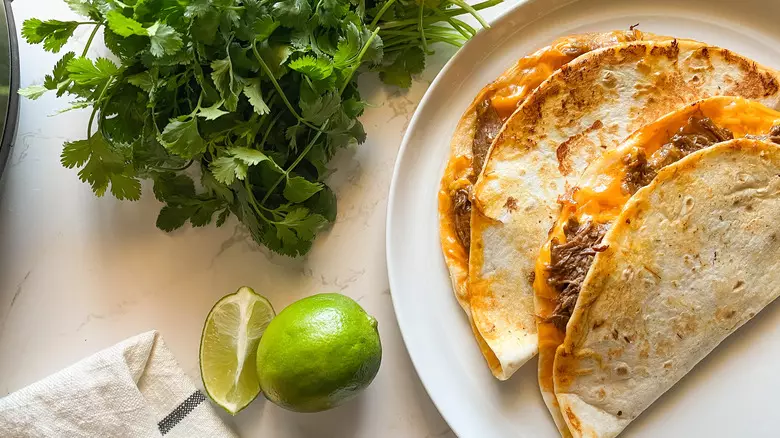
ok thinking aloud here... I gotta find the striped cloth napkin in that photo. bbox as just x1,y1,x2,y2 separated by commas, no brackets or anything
0,331,236,438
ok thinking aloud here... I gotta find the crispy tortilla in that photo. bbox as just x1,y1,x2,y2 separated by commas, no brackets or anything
468,39,780,390
535,96,780,435
554,139,780,437
439,30,653,379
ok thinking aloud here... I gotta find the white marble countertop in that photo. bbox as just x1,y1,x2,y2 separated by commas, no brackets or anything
0,0,511,436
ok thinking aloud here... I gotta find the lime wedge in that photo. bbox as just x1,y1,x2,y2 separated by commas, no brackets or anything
200,286,275,414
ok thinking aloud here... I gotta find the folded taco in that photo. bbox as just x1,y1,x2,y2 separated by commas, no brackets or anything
552,138,780,437
535,96,780,435
438,30,653,378
468,39,780,384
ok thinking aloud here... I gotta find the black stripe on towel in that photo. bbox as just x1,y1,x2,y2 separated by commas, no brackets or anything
158,390,207,435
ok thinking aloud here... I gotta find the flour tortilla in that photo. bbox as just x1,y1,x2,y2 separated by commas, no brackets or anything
439,30,654,378
535,96,780,437
468,39,780,386
554,139,780,437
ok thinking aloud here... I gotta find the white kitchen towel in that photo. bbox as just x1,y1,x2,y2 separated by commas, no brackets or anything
0,331,237,438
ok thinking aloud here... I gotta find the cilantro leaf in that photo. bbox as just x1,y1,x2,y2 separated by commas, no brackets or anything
156,205,193,231
211,147,281,185
67,57,118,85
342,97,366,118
64,0,98,18
361,28,384,66
242,79,270,115
333,22,360,67
255,41,292,80
125,71,155,92
190,201,222,227
300,91,340,125
254,17,281,42
379,47,426,88
61,138,92,168
211,57,243,112
44,51,76,91
272,0,312,29
211,156,246,185
109,172,143,201
62,132,139,200
153,172,195,202
306,186,337,222
106,10,147,37
184,0,211,18
202,170,234,203
197,100,229,120
147,22,183,57
103,27,148,60
22,19,79,53
232,147,275,166
216,208,230,227
18,85,48,100
283,175,323,202
317,0,349,28
289,55,333,81
159,118,206,159
402,46,426,74
265,206,328,256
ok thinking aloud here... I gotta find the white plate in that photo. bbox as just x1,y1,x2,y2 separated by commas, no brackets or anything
386,0,780,436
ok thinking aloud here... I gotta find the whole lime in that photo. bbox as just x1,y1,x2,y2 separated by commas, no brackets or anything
256,293,381,413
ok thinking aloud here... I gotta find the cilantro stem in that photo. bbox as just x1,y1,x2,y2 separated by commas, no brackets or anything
251,43,323,133
369,0,397,27
340,26,381,94
418,0,429,54
86,79,112,139
259,130,324,205
438,12,476,38
383,34,465,50
381,27,468,36
446,0,490,28
244,178,270,223
151,160,193,172
57,23,104,95
81,23,103,57
378,0,500,29
258,112,282,150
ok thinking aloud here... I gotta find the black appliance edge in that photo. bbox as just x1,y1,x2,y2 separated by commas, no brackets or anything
0,0,19,177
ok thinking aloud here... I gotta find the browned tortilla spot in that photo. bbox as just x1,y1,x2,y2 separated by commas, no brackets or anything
556,120,604,175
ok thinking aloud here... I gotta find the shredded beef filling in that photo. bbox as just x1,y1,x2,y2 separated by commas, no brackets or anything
452,188,472,248
450,98,504,250
547,218,609,331
473,98,503,176
746,123,780,144
622,117,733,194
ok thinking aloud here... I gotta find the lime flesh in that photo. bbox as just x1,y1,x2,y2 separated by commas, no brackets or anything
256,293,381,413
200,286,275,414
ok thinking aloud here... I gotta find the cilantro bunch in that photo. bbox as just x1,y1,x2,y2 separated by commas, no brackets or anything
20,0,500,256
